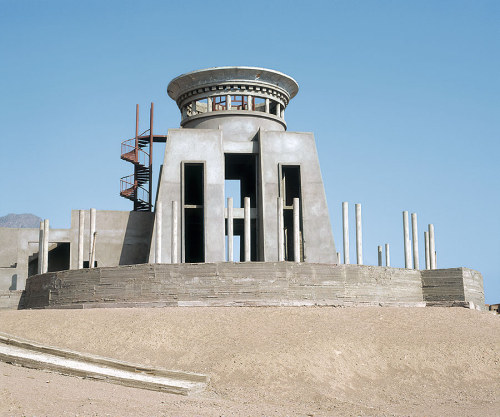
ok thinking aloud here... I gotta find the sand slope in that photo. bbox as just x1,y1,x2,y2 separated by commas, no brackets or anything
0,307,499,416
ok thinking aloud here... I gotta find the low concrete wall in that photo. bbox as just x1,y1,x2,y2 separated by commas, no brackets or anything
24,263,430,309
421,268,485,307
0,290,25,310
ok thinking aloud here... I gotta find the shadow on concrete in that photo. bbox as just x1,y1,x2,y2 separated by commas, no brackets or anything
119,212,154,265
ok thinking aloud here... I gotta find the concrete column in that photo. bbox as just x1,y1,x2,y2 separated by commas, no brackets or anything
403,211,411,268
424,231,430,270
77,210,84,269
411,213,419,270
281,107,285,118
89,232,97,269
226,94,231,110
171,201,178,264
247,95,252,111
293,198,300,262
244,197,250,262
277,197,284,261
207,97,212,112
429,224,436,270
38,221,43,274
89,208,96,268
155,202,162,263
192,101,197,115
276,102,281,117
355,203,363,265
227,197,234,262
378,245,383,266
342,202,349,264
336,252,341,264
385,243,390,267
42,219,49,274
265,98,270,113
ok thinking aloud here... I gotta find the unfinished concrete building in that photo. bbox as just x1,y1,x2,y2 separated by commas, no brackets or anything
0,67,485,310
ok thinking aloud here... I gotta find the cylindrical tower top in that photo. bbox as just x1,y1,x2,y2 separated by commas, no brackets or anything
167,67,299,130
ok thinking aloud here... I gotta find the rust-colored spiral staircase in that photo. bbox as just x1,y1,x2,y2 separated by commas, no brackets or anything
120,103,166,211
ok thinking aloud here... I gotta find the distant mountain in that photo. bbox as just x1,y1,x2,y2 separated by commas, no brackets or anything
0,213,42,228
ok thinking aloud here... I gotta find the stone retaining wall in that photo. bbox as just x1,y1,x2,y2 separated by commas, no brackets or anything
22,263,485,310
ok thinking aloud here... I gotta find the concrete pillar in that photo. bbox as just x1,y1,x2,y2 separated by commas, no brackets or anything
355,203,363,265
247,95,252,111
42,219,49,274
207,96,212,112
342,202,349,264
89,208,96,268
336,252,341,264
171,201,178,263
378,245,383,266
227,197,234,262
276,102,281,117
77,210,84,269
226,94,231,110
155,202,162,263
192,101,196,115
385,243,390,267
90,232,97,269
293,198,300,262
411,213,419,270
265,98,270,113
403,211,411,268
429,224,436,270
281,107,285,118
277,197,284,261
38,221,43,274
424,231,430,270
244,197,250,262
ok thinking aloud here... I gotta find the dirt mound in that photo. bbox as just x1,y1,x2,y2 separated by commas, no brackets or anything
0,307,499,416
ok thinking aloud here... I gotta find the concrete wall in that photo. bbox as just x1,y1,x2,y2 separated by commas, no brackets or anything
150,129,225,263
70,210,153,269
24,263,429,309
259,131,337,263
421,268,485,307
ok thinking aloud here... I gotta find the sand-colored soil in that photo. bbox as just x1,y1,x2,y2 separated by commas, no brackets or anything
0,307,499,416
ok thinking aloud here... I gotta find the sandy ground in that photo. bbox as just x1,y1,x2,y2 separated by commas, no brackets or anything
0,306,498,416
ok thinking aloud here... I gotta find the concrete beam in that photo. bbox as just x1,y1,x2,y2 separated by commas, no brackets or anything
77,210,84,269
171,201,178,264
293,198,300,263
403,211,411,269
342,202,349,264
155,202,162,263
227,198,233,262
244,197,250,262
411,213,419,270
355,203,363,265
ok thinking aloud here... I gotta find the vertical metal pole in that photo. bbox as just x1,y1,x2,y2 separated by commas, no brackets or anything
424,231,430,270
278,197,284,261
42,219,49,274
385,243,390,267
355,203,363,265
38,221,44,274
378,245,383,266
244,197,251,262
155,202,162,263
403,211,411,268
429,224,436,270
342,202,349,264
293,198,300,263
134,104,139,211
172,201,178,263
149,103,154,211
411,212,419,270
77,210,84,269
227,197,234,262
89,208,96,268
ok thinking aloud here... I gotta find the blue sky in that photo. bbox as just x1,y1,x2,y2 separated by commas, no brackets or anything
1,0,498,303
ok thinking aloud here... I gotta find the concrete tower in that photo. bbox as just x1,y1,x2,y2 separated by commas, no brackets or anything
150,67,336,264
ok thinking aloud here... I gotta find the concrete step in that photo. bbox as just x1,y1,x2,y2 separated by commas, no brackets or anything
0,332,207,395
